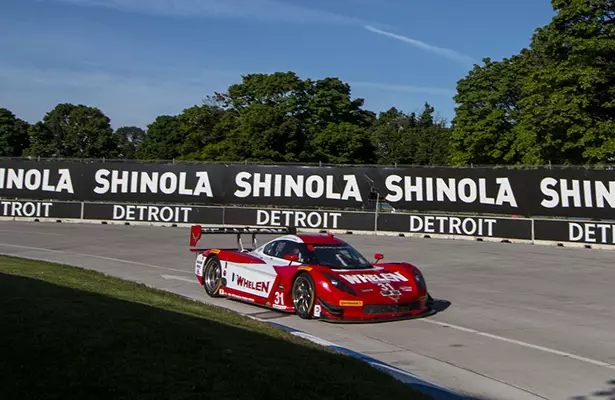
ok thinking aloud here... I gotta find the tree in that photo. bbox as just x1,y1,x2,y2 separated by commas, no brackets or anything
211,72,377,162
0,108,30,157
25,103,119,158
450,52,532,165
312,122,376,164
451,0,615,166
177,104,226,160
412,103,452,165
136,115,182,160
370,103,451,165
115,126,145,159
513,0,615,165
212,72,309,162
15,71,453,164
370,107,411,164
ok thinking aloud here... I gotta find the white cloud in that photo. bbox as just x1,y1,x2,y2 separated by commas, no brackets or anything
364,25,476,66
52,0,372,25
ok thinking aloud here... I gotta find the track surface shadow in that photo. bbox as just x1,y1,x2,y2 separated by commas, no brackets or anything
570,379,615,400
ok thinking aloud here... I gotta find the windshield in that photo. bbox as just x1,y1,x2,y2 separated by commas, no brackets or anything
304,244,373,270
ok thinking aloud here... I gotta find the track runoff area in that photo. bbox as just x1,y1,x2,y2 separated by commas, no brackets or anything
0,220,613,400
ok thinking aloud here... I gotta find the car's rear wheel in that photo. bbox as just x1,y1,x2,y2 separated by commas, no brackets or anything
292,273,316,319
203,256,223,298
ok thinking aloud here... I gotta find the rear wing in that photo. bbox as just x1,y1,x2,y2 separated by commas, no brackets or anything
189,225,297,252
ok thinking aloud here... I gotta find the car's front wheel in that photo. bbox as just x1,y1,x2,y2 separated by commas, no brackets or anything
292,273,316,319
203,256,223,298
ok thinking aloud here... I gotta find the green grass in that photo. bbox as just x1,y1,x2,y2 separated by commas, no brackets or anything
0,255,431,400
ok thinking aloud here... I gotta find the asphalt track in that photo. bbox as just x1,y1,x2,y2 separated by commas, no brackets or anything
0,220,614,400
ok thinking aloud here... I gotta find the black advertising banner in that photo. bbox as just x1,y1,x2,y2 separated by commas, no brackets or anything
223,207,375,231
376,213,409,233
0,199,81,219
82,202,224,224
2,159,615,219
404,214,533,240
534,219,615,245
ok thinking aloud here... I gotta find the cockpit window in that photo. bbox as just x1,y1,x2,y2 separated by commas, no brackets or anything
297,244,372,269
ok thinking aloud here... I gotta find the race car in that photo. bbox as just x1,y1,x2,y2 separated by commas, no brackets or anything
190,225,436,322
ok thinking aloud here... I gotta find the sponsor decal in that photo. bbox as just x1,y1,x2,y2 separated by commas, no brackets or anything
0,201,53,217
313,305,321,317
0,200,81,219
340,271,409,285
540,178,615,210
195,254,206,276
534,219,615,245
339,300,363,307
568,222,615,244
377,283,402,302
112,204,192,223
385,175,518,207
256,209,342,229
236,275,270,293
234,172,362,201
226,292,255,302
225,207,374,231
93,169,213,197
410,215,497,237
0,167,74,193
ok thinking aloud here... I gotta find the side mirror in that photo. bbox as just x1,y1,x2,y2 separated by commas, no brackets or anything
284,254,299,264
374,253,384,263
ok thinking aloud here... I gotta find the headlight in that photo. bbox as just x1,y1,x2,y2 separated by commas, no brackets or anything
322,272,357,296
414,268,426,292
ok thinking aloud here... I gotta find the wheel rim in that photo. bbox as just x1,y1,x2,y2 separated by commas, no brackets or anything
293,277,312,315
205,260,221,292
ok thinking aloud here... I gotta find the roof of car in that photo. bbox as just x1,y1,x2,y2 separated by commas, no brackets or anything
296,233,346,245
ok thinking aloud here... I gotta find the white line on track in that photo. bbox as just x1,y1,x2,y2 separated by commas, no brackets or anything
160,274,196,283
0,243,192,274
422,319,615,370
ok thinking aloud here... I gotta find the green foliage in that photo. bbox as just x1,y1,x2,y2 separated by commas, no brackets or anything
371,103,451,165
114,126,145,159
0,108,30,157
24,103,119,158
450,54,530,165
451,0,615,166
136,115,182,160
514,0,615,165
312,122,375,164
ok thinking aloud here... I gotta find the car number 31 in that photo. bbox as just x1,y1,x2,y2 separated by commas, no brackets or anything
378,283,401,296
274,291,285,305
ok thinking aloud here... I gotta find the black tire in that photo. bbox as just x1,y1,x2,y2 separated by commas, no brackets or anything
292,272,316,319
203,256,224,298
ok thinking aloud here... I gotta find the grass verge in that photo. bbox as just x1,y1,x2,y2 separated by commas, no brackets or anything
0,255,431,400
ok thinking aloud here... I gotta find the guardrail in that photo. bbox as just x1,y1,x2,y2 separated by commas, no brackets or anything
0,199,613,251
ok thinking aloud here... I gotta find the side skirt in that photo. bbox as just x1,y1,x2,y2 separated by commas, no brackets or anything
218,286,296,314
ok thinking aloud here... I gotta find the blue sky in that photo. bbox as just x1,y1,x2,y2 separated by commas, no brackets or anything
1,0,556,130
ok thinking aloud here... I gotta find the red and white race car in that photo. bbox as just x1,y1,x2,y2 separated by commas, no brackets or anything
190,226,435,322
